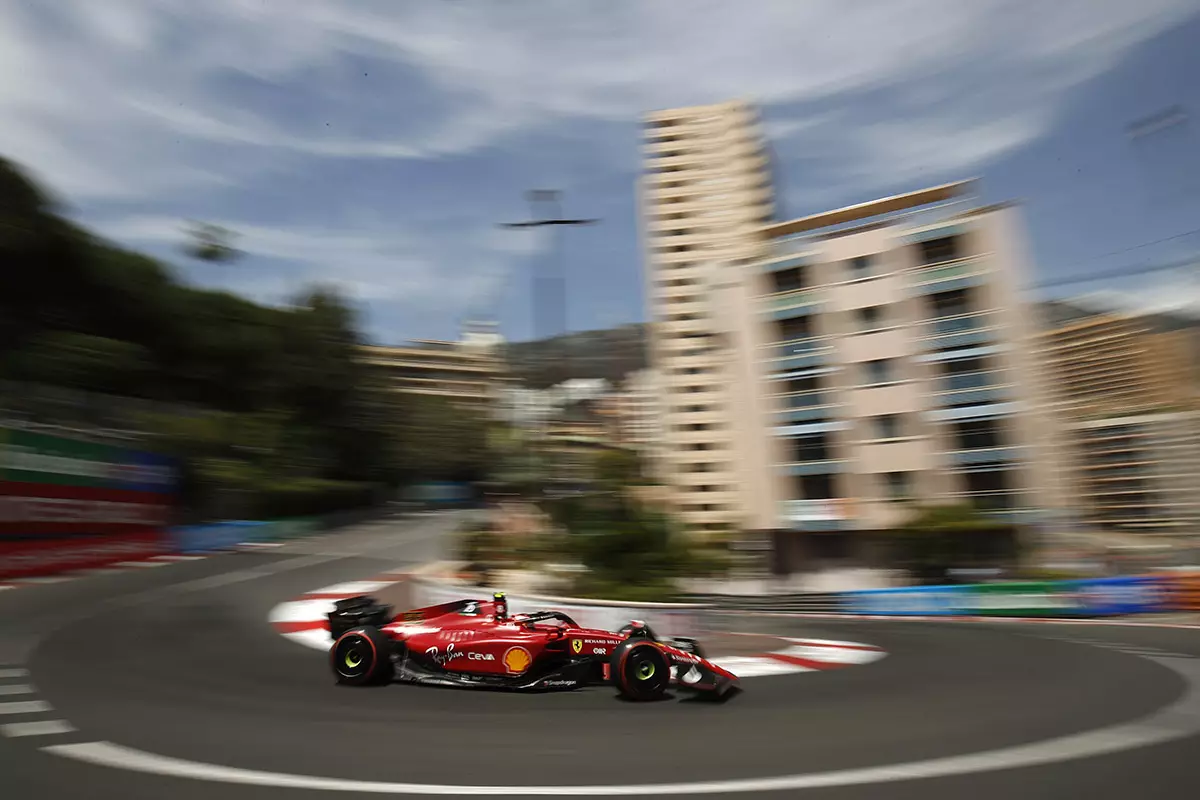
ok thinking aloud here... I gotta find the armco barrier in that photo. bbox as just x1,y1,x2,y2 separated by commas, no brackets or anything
409,576,706,639
841,576,1171,618
1158,572,1200,612
842,585,974,616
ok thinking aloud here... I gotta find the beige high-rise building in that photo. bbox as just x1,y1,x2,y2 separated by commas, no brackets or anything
640,100,776,533
1038,312,1200,535
642,100,1068,567
359,322,507,410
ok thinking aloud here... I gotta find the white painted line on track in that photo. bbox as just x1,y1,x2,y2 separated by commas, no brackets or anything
268,598,339,625
0,700,51,715
0,684,35,695
0,668,30,679
307,581,396,597
39,657,1200,795
113,560,170,568
2,720,75,738
16,576,74,585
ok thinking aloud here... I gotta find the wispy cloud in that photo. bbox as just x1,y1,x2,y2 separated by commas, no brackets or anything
1,0,1195,338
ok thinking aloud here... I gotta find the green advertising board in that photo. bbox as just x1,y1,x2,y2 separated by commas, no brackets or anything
966,581,1082,617
0,427,174,492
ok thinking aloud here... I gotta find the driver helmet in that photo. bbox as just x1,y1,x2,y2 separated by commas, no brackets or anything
493,591,508,620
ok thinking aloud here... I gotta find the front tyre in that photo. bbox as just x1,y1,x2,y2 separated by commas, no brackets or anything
331,627,394,686
611,640,670,701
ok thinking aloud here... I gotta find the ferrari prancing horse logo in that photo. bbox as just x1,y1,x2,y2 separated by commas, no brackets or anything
571,639,583,655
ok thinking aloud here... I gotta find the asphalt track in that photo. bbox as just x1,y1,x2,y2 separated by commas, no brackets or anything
2,511,1199,799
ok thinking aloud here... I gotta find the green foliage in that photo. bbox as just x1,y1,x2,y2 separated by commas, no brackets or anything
183,221,240,263
547,492,729,601
0,153,494,519
594,448,644,487
893,504,1016,583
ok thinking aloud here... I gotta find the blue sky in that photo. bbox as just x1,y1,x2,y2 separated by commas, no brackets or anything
2,1,1199,344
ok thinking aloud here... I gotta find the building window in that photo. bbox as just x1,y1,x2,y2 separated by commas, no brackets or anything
777,316,813,341
918,236,961,265
864,359,893,385
770,267,805,294
797,473,836,500
849,255,873,278
954,419,1005,451
791,433,831,463
858,305,884,331
885,472,910,501
875,414,900,440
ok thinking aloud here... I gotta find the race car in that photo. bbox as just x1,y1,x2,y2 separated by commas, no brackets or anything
326,591,739,701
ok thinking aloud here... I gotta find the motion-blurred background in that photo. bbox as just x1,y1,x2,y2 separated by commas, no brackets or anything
3,0,1200,614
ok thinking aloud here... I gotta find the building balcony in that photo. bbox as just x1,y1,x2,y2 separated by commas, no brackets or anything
779,499,851,530
778,460,847,477
774,406,840,425
909,257,989,295
932,385,1011,408
941,370,997,392
778,391,829,409
945,446,1024,466
765,290,823,318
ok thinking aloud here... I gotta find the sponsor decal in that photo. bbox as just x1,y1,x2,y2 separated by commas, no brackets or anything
460,602,479,615
592,647,607,656
583,639,615,644
467,652,495,661
403,611,424,623
571,639,583,655
542,680,576,687
671,651,700,664
503,646,533,675
425,643,463,666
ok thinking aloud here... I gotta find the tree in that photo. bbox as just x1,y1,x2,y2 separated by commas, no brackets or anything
183,221,240,263
594,448,644,488
893,504,1014,583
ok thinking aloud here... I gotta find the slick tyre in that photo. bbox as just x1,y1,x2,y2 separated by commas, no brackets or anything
331,626,393,686
611,640,670,701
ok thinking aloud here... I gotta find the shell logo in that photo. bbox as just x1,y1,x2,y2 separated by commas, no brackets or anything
503,646,533,675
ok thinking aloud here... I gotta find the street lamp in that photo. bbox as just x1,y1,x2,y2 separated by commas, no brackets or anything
499,190,599,492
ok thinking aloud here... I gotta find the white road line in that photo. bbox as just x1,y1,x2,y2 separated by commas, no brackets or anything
40,657,1200,795
0,669,30,679
113,560,170,568
15,576,74,585
268,599,340,625
0,685,35,696
0,585,15,591
281,629,334,651
2,720,76,738
152,555,207,562
0,701,51,715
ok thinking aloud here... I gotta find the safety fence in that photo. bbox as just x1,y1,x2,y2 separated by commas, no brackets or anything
694,574,1200,617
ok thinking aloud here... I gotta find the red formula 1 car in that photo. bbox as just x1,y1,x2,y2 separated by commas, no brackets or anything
326,592,739,701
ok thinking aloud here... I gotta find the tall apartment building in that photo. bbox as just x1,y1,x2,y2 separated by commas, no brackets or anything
643,105,1071,566
640,100,776,533
1038,312,1200,535
359,322,507,410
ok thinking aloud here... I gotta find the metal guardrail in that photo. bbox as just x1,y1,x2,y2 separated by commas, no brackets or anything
680,592,845,614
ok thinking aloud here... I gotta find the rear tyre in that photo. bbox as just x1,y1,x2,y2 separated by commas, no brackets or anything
611,640,670,701
331,626,394,686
